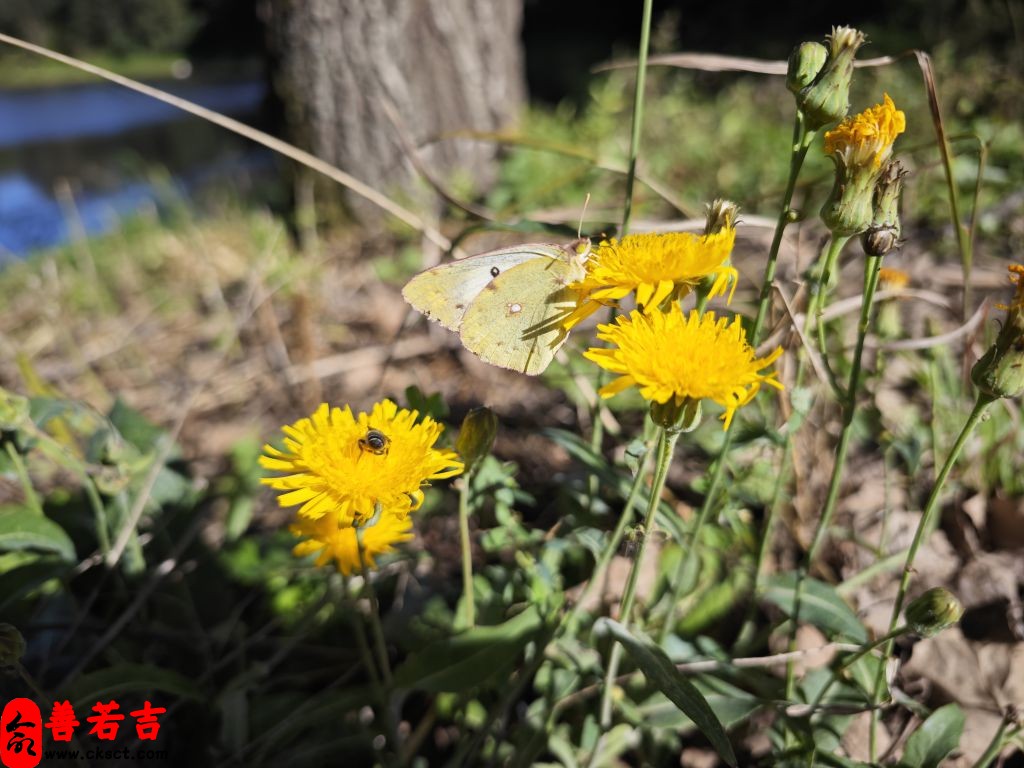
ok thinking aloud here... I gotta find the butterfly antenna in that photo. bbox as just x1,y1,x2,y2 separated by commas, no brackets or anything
577,193,591,239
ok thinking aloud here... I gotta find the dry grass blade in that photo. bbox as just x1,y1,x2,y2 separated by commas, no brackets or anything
594,52,899,74
914,49,972,317
0,32,453,252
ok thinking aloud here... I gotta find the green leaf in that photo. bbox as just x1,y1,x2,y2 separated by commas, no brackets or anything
763,573,867,641
898,703,965,768
67,663,202,709
393,606,544,692
593,618,737,767
0,504,75,561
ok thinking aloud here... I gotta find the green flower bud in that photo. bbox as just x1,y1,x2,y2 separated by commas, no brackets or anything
820,171,876,237
862,159,908,257
797,26,866,129
0,623,26,667
650,397,701,434
455,407,498,475
787,41,828,94
0,388,30,432
972,265,1024,400
905,587,963,637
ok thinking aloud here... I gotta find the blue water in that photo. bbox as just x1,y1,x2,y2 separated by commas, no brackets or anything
0,78,270,260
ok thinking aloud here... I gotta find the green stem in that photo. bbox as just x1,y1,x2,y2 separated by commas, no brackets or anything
971,716,1018,768
807,254,882,566
785,249,880,708
806,624,908,716
868,393,993,759
357,523,393,684
457,476,475,628
752,120,817,342
565,443,652,639
619,0,653,237
341,574,399,766
599,428,679,728
5,441,41,514
659,122,817,644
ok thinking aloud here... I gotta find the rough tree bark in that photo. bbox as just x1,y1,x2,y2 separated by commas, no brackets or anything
266,0,525,225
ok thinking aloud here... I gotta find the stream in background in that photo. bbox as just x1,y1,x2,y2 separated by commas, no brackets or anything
0,77,275,261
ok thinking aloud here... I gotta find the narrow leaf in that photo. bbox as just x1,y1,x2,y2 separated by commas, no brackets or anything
594,618,737,767
393,607,543,692
763,573,867,641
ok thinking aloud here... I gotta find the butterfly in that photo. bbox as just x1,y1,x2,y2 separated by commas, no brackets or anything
402,239,591,375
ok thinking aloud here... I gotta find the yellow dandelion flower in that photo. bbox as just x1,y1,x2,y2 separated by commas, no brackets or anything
878,267,910,290
584,305,783,429
260,399,463,525
291,508,414,575
565,229,738,329
824,93,906,170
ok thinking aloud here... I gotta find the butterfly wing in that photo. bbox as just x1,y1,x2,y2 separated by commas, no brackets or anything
458,250,586,375
402,247,551,331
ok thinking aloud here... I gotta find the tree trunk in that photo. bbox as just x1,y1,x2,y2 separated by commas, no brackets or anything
266,0,525,225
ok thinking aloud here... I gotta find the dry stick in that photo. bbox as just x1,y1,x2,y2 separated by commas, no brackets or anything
0,32,454,254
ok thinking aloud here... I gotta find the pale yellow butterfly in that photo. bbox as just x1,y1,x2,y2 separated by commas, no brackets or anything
402,238,591,375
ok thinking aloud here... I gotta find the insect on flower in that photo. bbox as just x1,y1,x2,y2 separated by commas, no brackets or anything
359,427,391,457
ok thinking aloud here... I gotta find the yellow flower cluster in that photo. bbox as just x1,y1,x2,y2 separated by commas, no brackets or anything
261,400,463,574
574,216,783,429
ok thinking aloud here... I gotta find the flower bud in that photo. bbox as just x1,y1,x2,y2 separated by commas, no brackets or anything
650,397,702,434
787,42,828,94
905,587,963,637
455,407,498,475
703,199,740,236
862,160,908,257
972,264,1024,400
0,623,26,667
797,26,866,129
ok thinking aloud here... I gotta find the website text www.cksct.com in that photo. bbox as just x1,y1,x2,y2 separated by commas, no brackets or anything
41,746,169,761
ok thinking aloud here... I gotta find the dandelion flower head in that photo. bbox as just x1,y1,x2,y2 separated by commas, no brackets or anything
291,507,414,576
566,230,737,328
824,93,906,170
878,267,910,290
260,399,463,525
584,304,783,429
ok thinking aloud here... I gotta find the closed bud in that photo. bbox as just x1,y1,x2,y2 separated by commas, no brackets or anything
455,407,498,475
862,159,908,257
0,623,26,667
787,42,828,94
650,397,701,434
797,26,866,129
905,587,963,637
